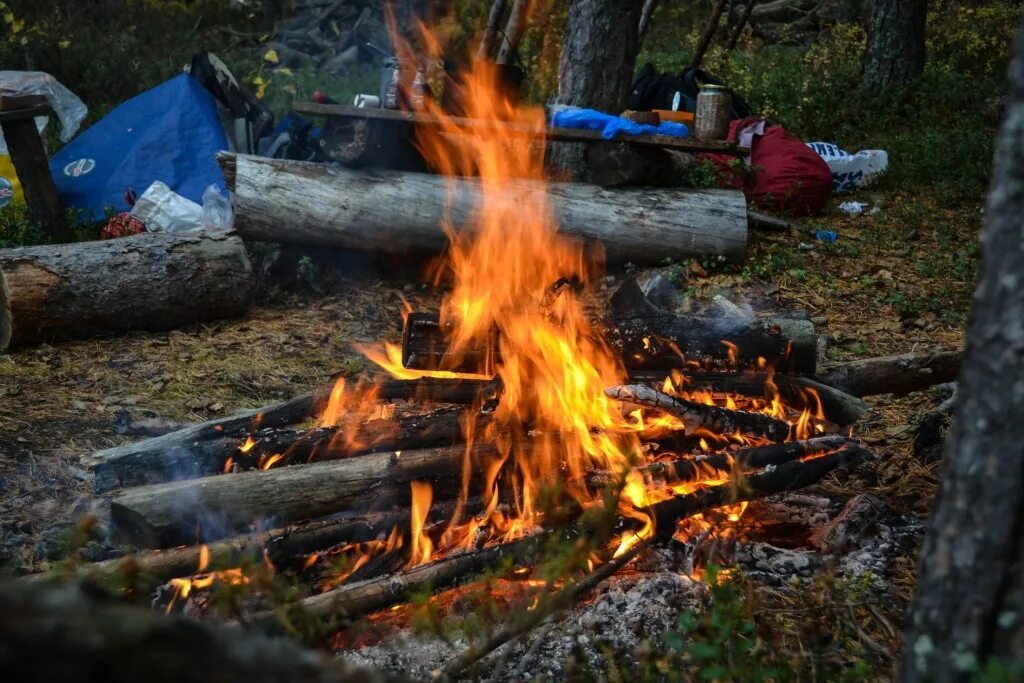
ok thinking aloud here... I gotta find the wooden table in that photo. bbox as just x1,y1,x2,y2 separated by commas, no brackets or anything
0,94,71,242
293,102,748,168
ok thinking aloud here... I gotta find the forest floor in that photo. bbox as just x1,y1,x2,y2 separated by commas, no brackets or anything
0,182,978,678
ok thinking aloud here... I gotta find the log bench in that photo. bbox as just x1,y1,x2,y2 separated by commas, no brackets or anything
0,94,70,242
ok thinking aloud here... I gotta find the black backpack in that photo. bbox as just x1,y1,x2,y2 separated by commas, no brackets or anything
628,63,752,119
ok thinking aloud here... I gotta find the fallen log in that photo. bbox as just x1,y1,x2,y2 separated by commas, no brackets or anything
220,153,748,264
604,384,791,441
0,580,389,683
110,444,497,548
85,376,497,492
0,231,254,352
818,350,962,397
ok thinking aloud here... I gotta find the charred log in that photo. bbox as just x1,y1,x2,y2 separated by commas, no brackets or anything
818,350,961,397
604,384,791,441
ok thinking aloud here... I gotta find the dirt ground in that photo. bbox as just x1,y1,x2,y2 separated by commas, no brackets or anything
0,186,975,671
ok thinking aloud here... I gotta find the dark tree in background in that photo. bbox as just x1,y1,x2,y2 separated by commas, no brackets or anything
547,0,646,179
862,0,926,93
899,17,1024,683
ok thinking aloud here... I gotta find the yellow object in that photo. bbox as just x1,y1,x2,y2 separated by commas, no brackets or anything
0,155,24,208
652,109,695,125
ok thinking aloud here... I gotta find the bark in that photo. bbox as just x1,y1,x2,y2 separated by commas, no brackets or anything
900,20,1024,681
819,350,961,397
222,153,749,264
862,0,926,94
477,0,508,60
547,0,646,179
0,580,391,683
109,444,496,548
604,384,792,442
0,231,254,351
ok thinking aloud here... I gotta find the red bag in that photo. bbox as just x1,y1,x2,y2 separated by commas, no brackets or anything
703,118,833,216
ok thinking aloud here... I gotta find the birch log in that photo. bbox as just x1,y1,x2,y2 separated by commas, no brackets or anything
220,153,748,264
0,231,254,351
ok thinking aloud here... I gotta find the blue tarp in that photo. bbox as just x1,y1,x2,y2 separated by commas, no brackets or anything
552,108,688,140
50,73,227,217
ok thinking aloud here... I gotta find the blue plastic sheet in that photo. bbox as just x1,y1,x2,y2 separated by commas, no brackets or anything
50,73,228,217
552,108,688,140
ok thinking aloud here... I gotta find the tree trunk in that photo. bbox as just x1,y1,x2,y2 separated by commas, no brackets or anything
222,153,749,264
547,0,646,179
0,231,254,351
900,20,1024,682
862,0,926,94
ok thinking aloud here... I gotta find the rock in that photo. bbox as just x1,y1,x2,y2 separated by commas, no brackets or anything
640,272,678,310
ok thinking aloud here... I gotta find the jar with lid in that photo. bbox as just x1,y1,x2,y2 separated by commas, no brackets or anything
694,84,732,141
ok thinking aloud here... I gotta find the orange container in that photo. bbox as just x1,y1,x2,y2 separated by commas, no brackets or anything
652,109,695,125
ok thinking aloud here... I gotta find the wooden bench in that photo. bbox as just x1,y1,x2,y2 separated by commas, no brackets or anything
0,94,71,242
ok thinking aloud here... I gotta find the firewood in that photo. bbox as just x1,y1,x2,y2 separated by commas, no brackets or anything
604,384,792,442
109,444,497,548
251,532,549,628
85,377,498,493
818,350,962,397
0,580,390,683
0,231,254,352
42,512,409,587
220,153,749,265
649,442,872,535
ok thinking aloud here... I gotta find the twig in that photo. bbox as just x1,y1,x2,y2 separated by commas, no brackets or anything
440,537,652,679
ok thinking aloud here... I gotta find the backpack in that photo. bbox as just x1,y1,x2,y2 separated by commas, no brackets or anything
627,63,752,119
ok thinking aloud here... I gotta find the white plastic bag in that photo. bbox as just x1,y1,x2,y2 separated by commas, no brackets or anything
200,184,231,230
0,71,87,144
807,142,889,194
130,181,203,233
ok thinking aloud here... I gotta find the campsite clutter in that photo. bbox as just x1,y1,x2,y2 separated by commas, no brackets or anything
0,2,890,355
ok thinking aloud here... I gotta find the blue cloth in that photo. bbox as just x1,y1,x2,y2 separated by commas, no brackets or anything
552,108,688,140
50,73,228,217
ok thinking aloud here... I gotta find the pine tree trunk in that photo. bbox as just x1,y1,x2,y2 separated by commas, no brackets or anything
900,18,1024,683
862,0,926,94
547,0,646,179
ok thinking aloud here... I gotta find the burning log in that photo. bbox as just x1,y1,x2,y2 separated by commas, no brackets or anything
0,231,254,352
47,512,410,587
818,350,962,397
109,444,496,548
253,532,548,629
649,442,872,536
632,435,855,484
400,307,818,375
85,377,498,493
220,153,749,265
604,384,792,442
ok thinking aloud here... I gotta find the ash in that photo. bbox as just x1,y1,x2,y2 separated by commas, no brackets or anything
341,493,926,680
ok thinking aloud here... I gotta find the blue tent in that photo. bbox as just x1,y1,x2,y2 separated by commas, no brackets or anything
50,73,228,217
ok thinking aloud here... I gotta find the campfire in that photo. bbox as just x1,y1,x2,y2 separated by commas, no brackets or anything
80,45,875,664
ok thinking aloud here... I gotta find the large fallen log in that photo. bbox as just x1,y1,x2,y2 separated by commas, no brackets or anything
0,580,390,683
0,231,254,352
220,153,748,264
110,444,497,548
818,350,962,397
